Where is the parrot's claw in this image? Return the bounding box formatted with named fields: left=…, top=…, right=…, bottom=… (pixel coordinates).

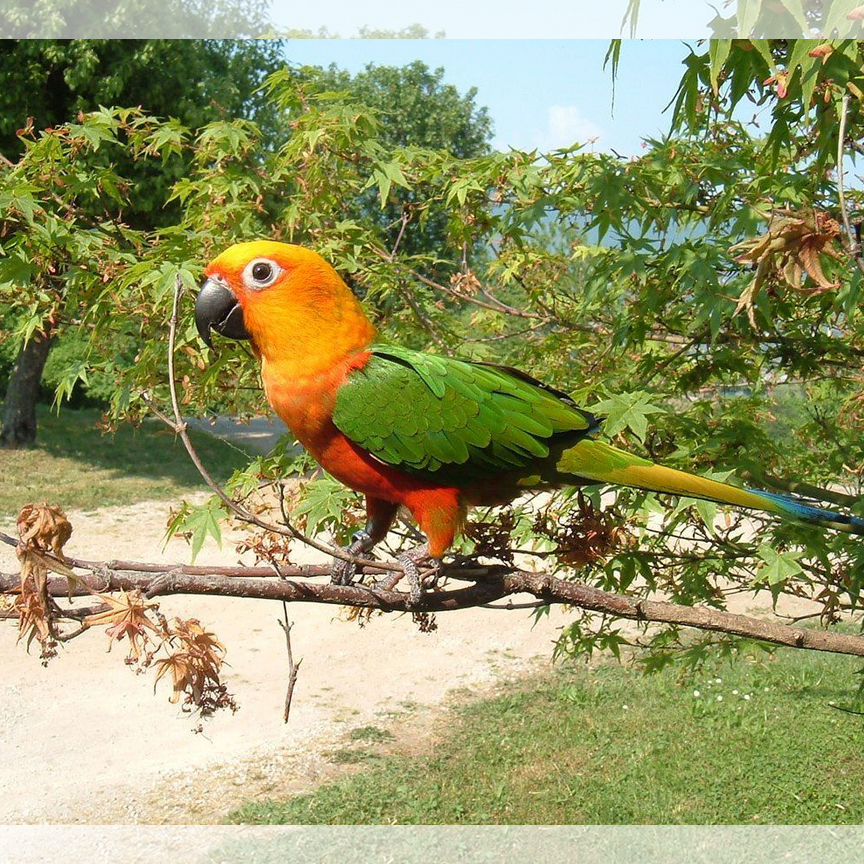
left=330, top=529, right=374, bottom=586
left=330, top=558, right=357, bottom=586
left=372, top=571, right=404, bottom=592
left=395, top=545, right=441, bottom=608
left=397, top=554, right=423, bottom=608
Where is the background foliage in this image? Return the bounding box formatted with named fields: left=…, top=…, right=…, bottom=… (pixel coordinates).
left=3, top=38, right=864, bottom=666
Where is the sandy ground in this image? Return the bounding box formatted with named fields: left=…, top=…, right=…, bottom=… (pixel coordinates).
left=0, top=496, right=572, bottom=824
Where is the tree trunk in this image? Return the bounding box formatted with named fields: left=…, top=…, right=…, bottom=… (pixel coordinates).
left=0, top=332, right=54, bottom=449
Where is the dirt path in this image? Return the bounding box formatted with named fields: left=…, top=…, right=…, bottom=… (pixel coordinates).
left=186, top=416, right=287, bottom=454
left=0, top=497, right=570, bottom=824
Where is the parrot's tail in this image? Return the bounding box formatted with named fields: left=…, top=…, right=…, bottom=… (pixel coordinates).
left=556, top=439, right=864, bottom=536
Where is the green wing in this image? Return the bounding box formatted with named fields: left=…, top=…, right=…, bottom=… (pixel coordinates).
left=332, top=344, right=596, bottom=478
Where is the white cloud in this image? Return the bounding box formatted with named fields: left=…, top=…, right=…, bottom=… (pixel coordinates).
left=533, top=105, right=604, bottom=152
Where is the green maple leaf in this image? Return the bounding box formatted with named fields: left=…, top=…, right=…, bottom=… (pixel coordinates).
left=756, top=545, right=804, bottom=608
left=593, top=391, right=666, bottom=443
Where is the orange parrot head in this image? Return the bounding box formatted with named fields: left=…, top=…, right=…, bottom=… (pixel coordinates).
left=196, top=240, right=376, bottom=369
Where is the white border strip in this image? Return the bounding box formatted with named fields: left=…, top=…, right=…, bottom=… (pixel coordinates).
left=4, top=1, right=864, bottom=40
left=2, top=825, right=863, bottom=864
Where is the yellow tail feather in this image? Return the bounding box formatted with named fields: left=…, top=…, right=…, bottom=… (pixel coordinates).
left=556, top=439, right=864, bottom=535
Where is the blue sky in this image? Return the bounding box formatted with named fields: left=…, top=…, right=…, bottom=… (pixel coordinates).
left=280, top=40, right=695, bottom=155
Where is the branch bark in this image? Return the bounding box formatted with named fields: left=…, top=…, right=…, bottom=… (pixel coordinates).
left=5, top=257, right=862, bottom=706
left=837, top=93, right=864, bottom=278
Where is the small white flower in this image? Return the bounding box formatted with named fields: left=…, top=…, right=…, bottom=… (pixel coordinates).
left=714, top=677, right=722, bottom=684
left=622, top=704, right=629, bottom=710
left=732, top=689, right=739, bottom=695
left=743, top=694, right=751, bottom=701
left=716, top=694, right=723, bottom=702
left=693, top=690, right=701, bottom=698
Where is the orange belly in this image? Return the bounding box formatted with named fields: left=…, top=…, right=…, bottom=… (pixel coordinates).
left=262, top=354, right=464, bottom=556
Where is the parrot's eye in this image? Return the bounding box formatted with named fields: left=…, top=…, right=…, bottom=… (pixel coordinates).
left=252, top=262, right=271, bottom=281
left=244, top=258, right=281, bottom=290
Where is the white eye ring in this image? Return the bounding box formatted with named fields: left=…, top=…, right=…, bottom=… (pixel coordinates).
left=243, top=258, right=282, bottom=290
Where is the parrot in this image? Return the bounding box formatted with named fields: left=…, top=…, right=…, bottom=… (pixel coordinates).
left=195, top=240, right=864, bottom=595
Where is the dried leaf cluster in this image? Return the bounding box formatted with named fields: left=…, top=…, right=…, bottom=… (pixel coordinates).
left=14, top=503, right=74, bottom=661
left=11, top=505, right=236, bottom=717
left=152, top=618, right=237, bottom=717
left=235, top=528, right=292, bottom=571
left=465, top=509, right=518, bottom=564
left=730, top=209, right=845, bottom=326
left=449, top=269, right=482, bottom=296
left=535, top=494, right=634, bottom=568
left=85, top=590, right=236, bottom=717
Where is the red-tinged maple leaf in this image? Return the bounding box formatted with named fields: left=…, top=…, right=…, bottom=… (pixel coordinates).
left=153, top=617, right=234, bottom=715
left=809, top=43, right=835, bottom=61
left=17, top=503, right=72, bottom=559
left=84, top=589, right=162, bottom=661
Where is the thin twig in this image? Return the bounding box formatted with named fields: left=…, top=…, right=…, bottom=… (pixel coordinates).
left=389, top=209, right=411, bottom=260
left=462, top=321, right=549, bottom=345
left=371, top=246, right=548, bottom=321
left=400, top=281, right=451, bottom=349
left=639, top=336, right=699, bottom=388
left=481, top=600, right=549, bottom=611
left=411, top=268, right=547, bottom=320
left=55, top=623, right=91, bottom=643
left=828, top=702, right=864, bottom=716
left=277, top=603, right=302, bottom=723
left=837, top=93, right=864, bottom=277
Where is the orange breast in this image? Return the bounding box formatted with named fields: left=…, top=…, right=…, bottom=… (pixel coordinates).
left=262, top=353, right=424, bottom=500
left=261, top=352, right=464, bottom=556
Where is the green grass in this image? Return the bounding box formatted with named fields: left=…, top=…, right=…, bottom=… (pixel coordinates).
left=1, top=407, right=250, bottom=516
left=348, top=725, right=396, bottom=744
left=232, top=648, right=864, bottom=824
left=327, top=749, right=384, bottom=766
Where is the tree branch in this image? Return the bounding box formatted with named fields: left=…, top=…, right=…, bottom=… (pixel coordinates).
left=3, top=550, right=864, bottom=658
left=371, top=246, right=549, bottom=321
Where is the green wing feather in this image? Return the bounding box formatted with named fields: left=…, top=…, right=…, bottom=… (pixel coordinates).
left=332, top=346, right=864, bottom=535
left=333, top=344, right=596, bottom=479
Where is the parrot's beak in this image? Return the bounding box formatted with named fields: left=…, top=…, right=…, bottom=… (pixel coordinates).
left=195, top=278, right=250, bottom=347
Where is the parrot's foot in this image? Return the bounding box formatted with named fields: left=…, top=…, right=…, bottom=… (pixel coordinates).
left=330, top=530, right=374, bottom=586
left=394, top=544, right=441, bottom=608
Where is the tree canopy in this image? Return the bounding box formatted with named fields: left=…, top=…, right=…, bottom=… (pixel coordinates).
left=0, top=39, right=284, bottom=221
left=0, top=47, right=495, bottom=446
left=311, top=61, right=491, bottom=156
